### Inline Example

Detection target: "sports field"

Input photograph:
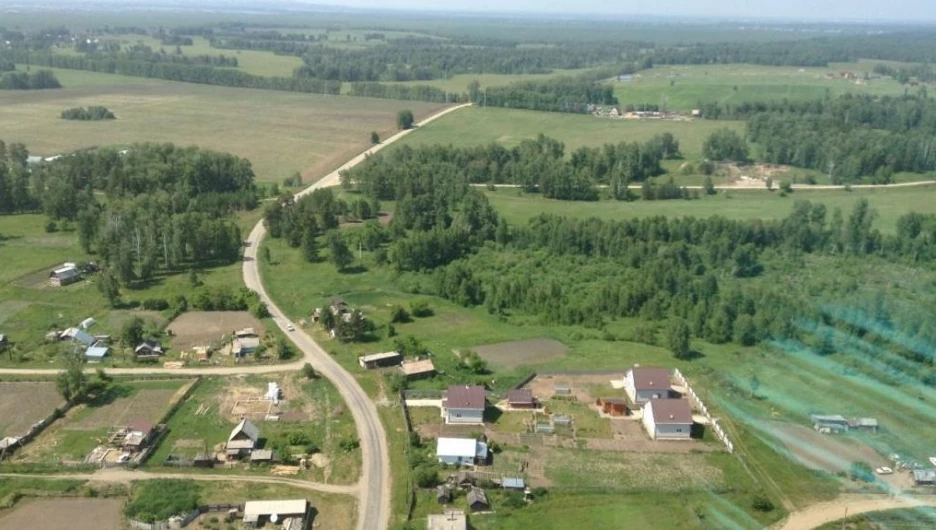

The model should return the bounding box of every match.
[393,106,743,158]
[613,62,907,111]
[0,67,445,182]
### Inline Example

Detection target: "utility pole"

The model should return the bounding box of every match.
[840,507,848,530]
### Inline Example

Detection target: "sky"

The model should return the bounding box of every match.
[293,0,936,22]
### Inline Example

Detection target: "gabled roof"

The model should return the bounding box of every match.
[400,358,435,376]
[84,342,110,359]
[502,477,525,489]
[630,367,672,391]
[467,487,488,507]
[646,399,692,425]
[64,327,95,346]
[437,437,480,459]
[128,418,154,435]
[507,388,534,405]
[135,339,163,355]
[229,419,260,442]
[444,385,486,411]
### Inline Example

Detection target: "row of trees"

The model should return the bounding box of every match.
[341,134,676,202]
[0,69,61,90]
[471,77,618,114]
[61,106,116,120]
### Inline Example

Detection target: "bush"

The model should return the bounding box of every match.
[849,461,875,483]
[389,304,411,323]
[141,298,170,311]
[302,363,317,379]
[751,494,775,512]
[414,465,439,488]
[124,480,200,523]
[409,299,433,318]
[339,437,360,452]
[502,493,526,509]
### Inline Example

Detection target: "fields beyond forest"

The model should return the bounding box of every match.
[0,67,445,182]
[613,61,909,111]
[393,105,743,158]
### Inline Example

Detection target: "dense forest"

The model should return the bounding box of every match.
[271,150,936,384]
[470,75,620,113]
[61,106,116,120]
[719,94,936,182]
[0,141,253,287]
[340,133,679,201]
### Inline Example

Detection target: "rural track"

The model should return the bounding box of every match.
[474,180,936,191]
[0,103,472,530]
[0,470,358,495]
[772,493,936,529]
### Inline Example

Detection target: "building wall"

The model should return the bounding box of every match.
[624,371,637,402]
[642,404,656,438]
[636,389,669,403]
[654,423,691,440]
[446,408,484,424]
[439,455,473,465]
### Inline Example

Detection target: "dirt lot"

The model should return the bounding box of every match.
[70,381,194,430]
[0,382,62,438]
[526,373,626,402]
[220,375,317,423]
[0,498,122,530]
[470,338,569,370]
[166,311,266,352]
[768,422,889,473]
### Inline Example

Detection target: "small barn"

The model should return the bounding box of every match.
[502,477,525,490]
[914,469,936,486]
[436,484,453,504]
[400,358,436,379]
[250,449,274,464]
[50,265,81,286]
[242,499,309,528]
[467,487,489,512]
[811,414,850,434]
[507,389,537,409]
[358,351,402,369]
[596,397,628,417]
[436,437,487,466]
[84,342,110,363]
[232,337,261,358]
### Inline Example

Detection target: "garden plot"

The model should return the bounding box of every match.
[0,382,63,438]
[0,499,122,530]
[470,338,569,370]
[166,311,266,352]
[69,381,192,430]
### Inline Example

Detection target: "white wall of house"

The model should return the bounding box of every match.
[641,402,657,438]
[445,407,484,424]
[438,454,474,465]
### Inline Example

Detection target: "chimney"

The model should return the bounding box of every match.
[669,414,674,419]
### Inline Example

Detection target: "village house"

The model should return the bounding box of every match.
[811,414,850,434]
[642,398,693,440]
[134,339,164,360]
[506,388,537,409]
[226,419,260,458]
[624,366,673,404]
[427,510,467,530]
[436,437,488,466]
[358,351,402,369]
[232,336,261,358]
[400,358,436,379]
[49,264,81,286]
[442,385,486,424]
[121,418,156,452]
[242,499,309,528]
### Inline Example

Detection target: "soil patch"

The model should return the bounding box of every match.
[0,382,63,438]
[219,375,317,423]
[166,311,266,352]
[0,498,122,530]
[766,421,888,473]
[69,386,184,431]
[470,338,569,370]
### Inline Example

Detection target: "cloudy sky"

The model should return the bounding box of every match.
[303,0,936,21]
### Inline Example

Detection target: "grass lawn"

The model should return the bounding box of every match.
[0,478,88,508]
[614,62,908,111]
[816,507,936,530]
[393,106,743,159]
[0,67,447,182]
[379,68,600,95]
[483,186,936,234]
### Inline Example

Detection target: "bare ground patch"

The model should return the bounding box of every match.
[219,375,317,423]
[470,338,569,370]
[166,311,266,352]
[0,382,63,438]
[544,447,724,491]
[68,381,192,431]
[765,421,888,473]
[0,498,122,530]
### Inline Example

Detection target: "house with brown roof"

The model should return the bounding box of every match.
[624,366,673,404]
[442,385,486,424]
[642,399,692,440]
[506,388,537,409]
[122,418,156,451]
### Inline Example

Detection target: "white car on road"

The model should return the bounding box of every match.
[875,466,894,475]
[286,324,295,331]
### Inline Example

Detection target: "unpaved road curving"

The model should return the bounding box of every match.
[774,494,936,529]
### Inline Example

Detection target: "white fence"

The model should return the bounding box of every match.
[674,369,734,454]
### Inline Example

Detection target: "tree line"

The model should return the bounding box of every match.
[0,69,61,90]
[61,106,116,120]
[340,133,677,201]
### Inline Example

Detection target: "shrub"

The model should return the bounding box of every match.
[141,298,169,311]
[389,304,411,323]
[409,299,433,318]
[502,493,526,509]
[414,465,439,488]
[124,480,200,523]
[751,494,775,512]
[339,437,360,452]
[302,363,317,379]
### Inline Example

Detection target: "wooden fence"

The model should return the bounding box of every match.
[673,368,734,453]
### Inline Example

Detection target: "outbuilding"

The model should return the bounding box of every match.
[467,488,489,512]
[400,358,436,379]
[506,389,537,409]
[596,397,628,417]
[242,499,309,528]
[84,342,110,363]
[358,351,402,369]
[135,339,164,360]
[50,265,81,286]
[436,437,488,466]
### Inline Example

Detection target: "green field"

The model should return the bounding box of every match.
[484,185,936,234]
[381,68,600,94]
[393,106,743,158]
[0,67,446,182]
[614,62,908,111]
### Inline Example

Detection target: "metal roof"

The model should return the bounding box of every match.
[243,499,308,522]
[507,389,534,404]
[436,437,480,459]
[444,385,486,411]
[502,477,525,489]
[229,419,260,442]
[400,358,435,376]
[630,367,672,391]
[646,399,692,424]
[84,344,109,359]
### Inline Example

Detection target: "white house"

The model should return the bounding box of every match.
[243,499,309,528]
[441,385,486,424]
[436,437,488,466]
[642,399,692,440]
[624,366,673,404]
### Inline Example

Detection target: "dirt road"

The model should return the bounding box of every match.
[474,180,936,191]
[774,494,936,529]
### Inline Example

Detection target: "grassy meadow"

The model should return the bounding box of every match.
[484,185,936,234]
[614,62,909,111]
[393,106,743,157]
[0,67,446,182]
